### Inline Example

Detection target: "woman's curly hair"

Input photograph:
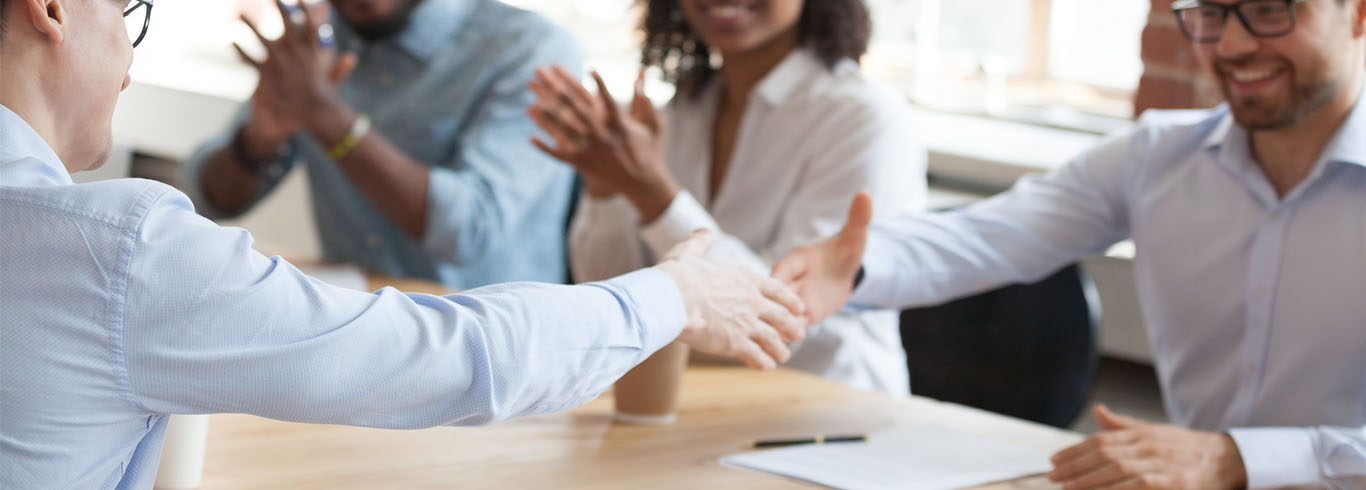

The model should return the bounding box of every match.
[641,0,872,99]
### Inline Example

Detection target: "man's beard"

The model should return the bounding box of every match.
[347,0,422,42]
[1218,58,1342,131]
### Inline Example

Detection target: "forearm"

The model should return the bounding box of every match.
[569,194,651,283]
[197,121,289,216]
[636,191,776,274]
[124,192,688,427]
[308,102,431,239]
[624,174,679,225]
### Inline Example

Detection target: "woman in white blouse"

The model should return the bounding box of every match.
[527,0,926,395]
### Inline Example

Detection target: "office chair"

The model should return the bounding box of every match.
[899,264,1101,429]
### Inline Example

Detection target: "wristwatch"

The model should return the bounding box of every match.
[230,126,288,175]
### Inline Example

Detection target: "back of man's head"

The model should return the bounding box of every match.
[0,0,138,173]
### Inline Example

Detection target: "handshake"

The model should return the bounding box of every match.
[655,194,874,370]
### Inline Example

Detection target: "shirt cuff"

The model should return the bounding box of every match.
[1228,427,1322,489]
[592,267,688,357]
[848,231,901,309]
[638,190,721,259]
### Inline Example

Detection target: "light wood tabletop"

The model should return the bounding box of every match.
[195,366,1080,489]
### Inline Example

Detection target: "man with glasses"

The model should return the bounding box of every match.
[0,1,808,488]
[181,0,579,290]
[775,0,1366,488]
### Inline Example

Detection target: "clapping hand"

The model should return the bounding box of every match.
[527,67,680,221]
[234,0,357,146]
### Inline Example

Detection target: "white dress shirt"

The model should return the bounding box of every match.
[571,47,927,395]
[0,103,684,490]
[850,89,1366,487]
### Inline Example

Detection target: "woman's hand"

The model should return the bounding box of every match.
[527,67,680,222]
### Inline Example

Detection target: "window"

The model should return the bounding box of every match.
[516,0,1150,125]
[130,0,1148,125]
[861,0,1148,122]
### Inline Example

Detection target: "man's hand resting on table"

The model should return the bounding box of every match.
[655,230,808,371]
[1049,405,1248,490]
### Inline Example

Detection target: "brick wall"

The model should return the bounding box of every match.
[1134,0,1223,117]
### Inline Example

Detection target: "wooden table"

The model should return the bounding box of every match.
[197,366,1079,489]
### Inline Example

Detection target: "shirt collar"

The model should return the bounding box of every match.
[334,0,474,62]
[1205,79,1366,171]
[752,47,851,107]
[1314,83,1366,170]
[0,103,71,187]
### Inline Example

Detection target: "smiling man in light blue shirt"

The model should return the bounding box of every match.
[775,0,1366,488]
[0,1,808,489]
[183,0,577,289]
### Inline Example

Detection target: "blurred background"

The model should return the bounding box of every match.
[112,0,1227,433]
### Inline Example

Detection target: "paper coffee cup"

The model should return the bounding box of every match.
[155,414,210,489]
[614,341,689,424]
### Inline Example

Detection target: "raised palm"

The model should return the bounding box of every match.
[771,193,873,325]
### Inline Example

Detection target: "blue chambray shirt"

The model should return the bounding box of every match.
[0,105,684,488]
[183,0,579,289]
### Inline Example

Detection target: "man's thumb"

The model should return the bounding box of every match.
[1094,404,1140,431]
[838,192,873,246]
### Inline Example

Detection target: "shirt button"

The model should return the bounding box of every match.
[365,234,382,249]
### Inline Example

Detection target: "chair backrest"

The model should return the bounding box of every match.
[899,264,1100,428]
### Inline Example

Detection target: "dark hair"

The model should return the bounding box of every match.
[641,0,872,99]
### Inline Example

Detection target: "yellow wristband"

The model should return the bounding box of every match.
[328,114,371,160]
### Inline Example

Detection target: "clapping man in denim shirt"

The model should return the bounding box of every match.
[184,0,577,288]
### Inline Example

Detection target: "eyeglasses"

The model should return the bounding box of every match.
[124,0,153,48]
[1172,0,1306,43]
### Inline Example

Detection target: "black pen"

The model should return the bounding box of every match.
[751,434,868,448]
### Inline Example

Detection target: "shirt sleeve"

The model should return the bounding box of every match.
[421,27,582,266]
[848,122,1140,310]
[637,90,927,276]
[568,194,653,283]
[178,105,299,220]
[1229,426,1366,489]
[116,189,685,428]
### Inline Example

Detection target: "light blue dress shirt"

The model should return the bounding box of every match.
[182,0,579,289]
[0,104,683,489]
[852,88,1366,488]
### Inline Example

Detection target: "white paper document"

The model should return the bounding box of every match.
[720,424,1054,490]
